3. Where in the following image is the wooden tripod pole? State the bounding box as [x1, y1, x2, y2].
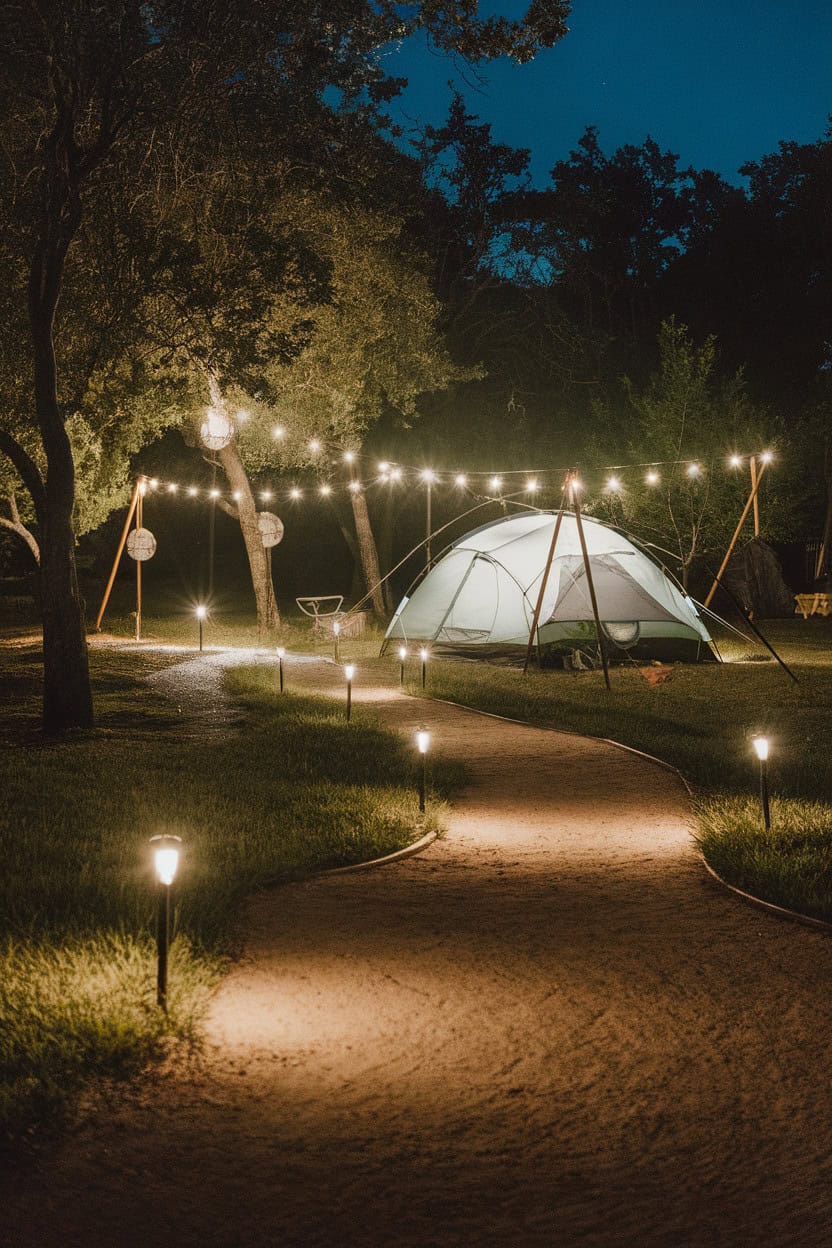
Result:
[703, 459, 769, 610]
[135, 490, 143, 641]
[94, 477, 143, 632]
[523, 474, 570, 674]
[750, 455, 760, 537]
[571, 481, 611, 691]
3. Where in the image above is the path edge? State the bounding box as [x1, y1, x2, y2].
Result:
[427, 693, 831, 934]
[321, 828, 439, 876]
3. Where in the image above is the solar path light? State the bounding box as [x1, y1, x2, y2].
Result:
[150, 834, 181, 1012]
[277, 647, 285, 693]
[420, 648, 429, 690]
[345, 664, 355, 722]
[752, 736, 771, 831]
[417, 729, 430, 813]
[398, 646, 407, 688]
[195, 604, 207, 652]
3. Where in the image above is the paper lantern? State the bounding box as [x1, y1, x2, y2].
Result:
[126, 527, 157, 562]
[257, 511, 285, 548]
[200, 408, 233, 451]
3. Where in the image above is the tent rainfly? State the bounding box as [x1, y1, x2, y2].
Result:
[383, 511, 713, 664]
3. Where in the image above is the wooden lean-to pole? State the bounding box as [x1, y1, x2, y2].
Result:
[703, 459, 769, 610]
[135, 489, 143, 641]
[94, 477, 143, 631]
[523, 474, 570, 674]
[750, 455, 760, 537]
[571, 478, 612, 692]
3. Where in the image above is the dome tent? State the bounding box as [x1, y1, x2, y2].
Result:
[383, 511, 713, 664]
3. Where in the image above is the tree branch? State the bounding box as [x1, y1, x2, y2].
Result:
[0, 426, 47, 521]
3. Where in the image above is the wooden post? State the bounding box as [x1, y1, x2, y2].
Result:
[571, 480, 611, 691]
[135, 489, 143, 641]
[94, 477, 142, 631]
[750, 455, 760, 537]
[523, 474, 569, 675]
[703, 460, 769, 609]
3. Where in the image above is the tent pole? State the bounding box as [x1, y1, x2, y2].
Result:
[571, 477, 611, 691]
[701, 558, 798, 685]
[703, 460, 769, 610]
[94, 477, 142, 632]
[523, 474, 569, 675]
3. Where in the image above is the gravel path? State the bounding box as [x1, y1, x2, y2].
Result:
[5, 654, 832, 1247]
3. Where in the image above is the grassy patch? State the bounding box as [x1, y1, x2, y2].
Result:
[400, 618, 832, 921]
[0, 641, 442, 1149]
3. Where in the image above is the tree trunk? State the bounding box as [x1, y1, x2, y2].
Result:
[28, 141, 94, 732]
[350, 488, 386, 618]
[375, 491, 396, 613]
[217, 437, 280, 636]
[0, 492, 40, 565]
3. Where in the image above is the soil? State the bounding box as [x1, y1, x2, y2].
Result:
[4, 654, 832, 1247]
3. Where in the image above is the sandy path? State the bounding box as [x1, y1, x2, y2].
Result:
[5, 656, 832, 1247]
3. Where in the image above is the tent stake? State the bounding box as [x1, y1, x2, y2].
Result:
[571, 477, 612, 691]
[703, 459, 769, 610]
[94, 477, 143, 631]
[523, 475, 569, 675]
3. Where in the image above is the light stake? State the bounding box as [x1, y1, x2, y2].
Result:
[420, 647, 428, 690]
[277, 646, 285, 693]
[333, 619, 341, 662]
[416, 729, 431, 813]
[150, 834, 181, 1012]
[344, 664, 355, 722]
[398, 645, 407, 688]
[752, 736, 771, 831]
[195, 604, 207, 652]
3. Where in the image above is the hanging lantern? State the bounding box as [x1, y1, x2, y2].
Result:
[126, 527, 157, 561]
[257, 511, 285, 548]
[200, 407, 233, 451]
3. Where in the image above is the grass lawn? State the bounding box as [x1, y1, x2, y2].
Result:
[0, 627, 446, 1151]
[390, 618, 832, 924]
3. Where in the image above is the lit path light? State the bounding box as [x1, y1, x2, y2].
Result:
[277, 647, 285, 694]
[416, 728, 430, 813]
[149, 834, 181, 1012]
[752, 736, 771, 831]
[398, 645, 407, 688]
[420, 647, 429, 690]
[344, 664, 355, 721]
[195, 604, 207, 652]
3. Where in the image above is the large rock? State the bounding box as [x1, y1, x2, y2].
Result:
[723, 537, 795, 617]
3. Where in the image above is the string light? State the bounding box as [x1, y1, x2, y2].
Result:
[149, 478, 159, 490]
[209, 488, 220, 499]
[290, 487, 302, 500]
[729, 454, 742, 468]
[348, 480, 362, 492]
[761, 450, 773, 464]
[232, 490, 242, 501]
[489, 476, 503, 493]
[606, 476, 622, 492]
[455, 473, 468, 488]
[319, 483, 332, 496]
[187, 485, 198, 497]
[420, 469, 436, 484]
[686, 463, 701, 478]
[166, 482, 178, 494]
[378, 461, 389, 473]
[390, 467, 402, 481]
[236, 409, 250, 424]
[272, 425, 285, 440]
[260, 490, 273, 502]
[526, 479, 539, 493]
[138, 480, 148, 495]
[645, 470, 660, 485]
[344, 451, 355, 464]
[308, 438, 321, 454]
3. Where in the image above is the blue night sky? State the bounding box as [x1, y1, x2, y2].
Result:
[386, 1, 832, 183]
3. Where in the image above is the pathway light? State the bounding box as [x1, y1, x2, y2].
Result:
[149, 834, 181, 1012]
[416, 729, 430, 813]
[752, 736, 771, 830]
[344, 664, 355, 721]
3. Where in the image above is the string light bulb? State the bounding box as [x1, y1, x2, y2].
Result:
[378, 461, 389, 473]
[729, 454, 742, 468]
[645, 469, 660, 486]
[209, 488, 220, 499]
[343, 451, 355, 464]
[606, 476, 622, 492]
[232, 490, 242, 502]
[272, 425, 286, 440]
[455, 473, 468, 488]
[348, 480, 362, 493]
[686, 463, 701, 478]
[308, 438, 321, 454]
[167, 482, 178, 494]
[489, 476, 502, 493]
[761, 450, 773, 464]
[390, 467, 402, 481]
[187, 486, 198, 497]
[526, 478, 539, 493]
[290, 487, 302, 500]
[420, 469, 436, 484]
[319, 483, 332, 496]
[236, 409, 249, 423]
[149, 478, 159, 490]
[138, 480, 148, 495]
[260, 490, 273, 502]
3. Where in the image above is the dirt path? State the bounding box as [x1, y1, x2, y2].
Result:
[5, 655, 832, 1247]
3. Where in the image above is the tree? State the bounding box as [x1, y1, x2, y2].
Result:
[591, 320, 774, 590]
[0, 0, 569, 732]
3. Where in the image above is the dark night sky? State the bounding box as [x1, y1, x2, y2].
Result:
[387, 1, 832, 183]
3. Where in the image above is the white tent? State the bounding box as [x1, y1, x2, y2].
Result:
[384, 511, 713, 663]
